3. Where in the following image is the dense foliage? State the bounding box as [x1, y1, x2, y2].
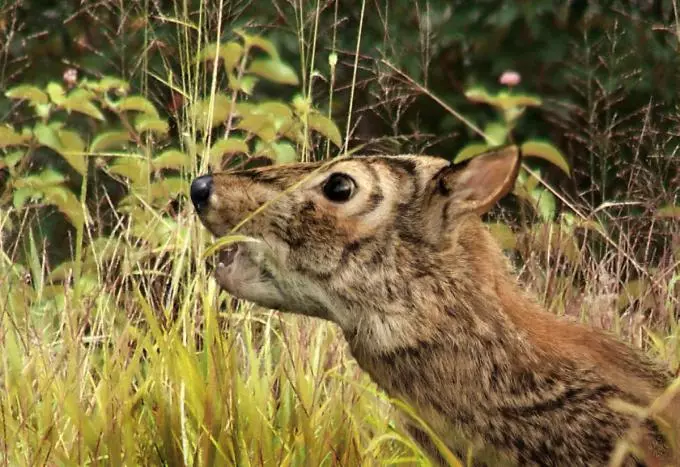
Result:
[1, 0, 678, 465]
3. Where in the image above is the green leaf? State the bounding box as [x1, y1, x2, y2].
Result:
[272, 141, 298, 164]
[196, 42, 226, 62]
[43, 185, 85, 227]
[464, 87, 495, 106]
[100, 76, 130, 92]
[209, 138, 250, 164]
[47, 120, 65, 131]
[0, 125, 31, 148]
[5, 85, 49, 106]
[235, 114, 277, 142]
[253, 139, 275, 158]
[82, 76, 130, 94]
[90, 131, 133, 153]
[1, 151, 24, 169]
[280, 120, 306, 145]
[521, 140, 570, 176]
[530, 186, 556, 221]
[255, 101, 293, 120]
[66, 88, 95, 100]
[46, 82, 66, 105]
[197, 41, 244, 72]
[14, 169, 66, 189]
[116, 96, 159, 118]
[252, 101, 294, 135]
[134, 115, 169, 135]
[292, 94, 311, 115]
[152, 150, 190, 171]
[34, 123, 63, 153]
[59, 93, 104, 121]
[486, 222, 517, 250]
[235, 29, 280, 60]
[13, 169, 68, 208]
[149, 177, 186, 201]
[13, 187, 40, 209]
[57, 129, 86, 154]
[108, 157, 149, 186]
[234, 102, 256, 117]
[655, 205, 680, 218]
[222, 41, 244, 71]
[228, 75, 258, 95]
[522, 171, 541, 193]
[465, 87, 542, 110]
[248, 36, 280, 59]
[483, 122, 508, 146]
[453, 143, 490, 163]
[495, 91, 542, 109]
[247, 59, 299, 85]
[191, 93, 233, 129]
[57, 129, 87, 175]
[307, 113, 342, 147]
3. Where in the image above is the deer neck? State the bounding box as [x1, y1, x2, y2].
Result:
[343, 216, 544, 408]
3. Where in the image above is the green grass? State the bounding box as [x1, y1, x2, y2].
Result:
[0, 211, 426, 465]
[1, 205, 678, 466]
[0, 2, 429, 464]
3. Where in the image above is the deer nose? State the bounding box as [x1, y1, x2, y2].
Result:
[190, 174, 213, 212]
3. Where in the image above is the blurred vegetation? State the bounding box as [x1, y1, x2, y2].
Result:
[1, 0, 679, 465]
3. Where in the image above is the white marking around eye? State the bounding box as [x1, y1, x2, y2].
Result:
[358, 163, 400, 230]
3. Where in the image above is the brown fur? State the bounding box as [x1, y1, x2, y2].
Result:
[192, 146, 679, 466]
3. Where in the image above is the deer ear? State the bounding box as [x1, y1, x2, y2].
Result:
[441, 145, 521, 215]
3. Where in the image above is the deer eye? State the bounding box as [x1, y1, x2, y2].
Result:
[322, 173, 356, 202]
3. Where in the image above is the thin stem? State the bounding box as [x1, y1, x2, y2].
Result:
[381, 59, 488, 142]
[343, 0, 367, 154]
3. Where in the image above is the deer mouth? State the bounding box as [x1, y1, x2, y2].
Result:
[212, 239, 286, 310]
[217, 243, 240, 269]
[215, 242, 250, 288]
[215, 242, 251, 295]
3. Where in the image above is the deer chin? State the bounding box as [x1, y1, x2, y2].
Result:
[213, 240, 286, 310]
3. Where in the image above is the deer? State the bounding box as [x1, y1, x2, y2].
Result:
[190, 145, 679, 466]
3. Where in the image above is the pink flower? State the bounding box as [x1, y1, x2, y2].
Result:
[499, 70, 521, 87]
[63, 68, 78, 87]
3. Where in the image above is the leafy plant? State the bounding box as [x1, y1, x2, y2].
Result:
[1, 1, 678, 465]
[1, 27, 344, 305]
[454, 74, 570, 223]
[192, 30, 342, 168]
[0, 22, 406, 465]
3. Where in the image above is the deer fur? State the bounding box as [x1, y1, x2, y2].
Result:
[192, 145, 679, 466]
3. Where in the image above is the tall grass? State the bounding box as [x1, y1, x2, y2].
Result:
[0, 1, 428, 465]
[0, 208, 424, 465]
